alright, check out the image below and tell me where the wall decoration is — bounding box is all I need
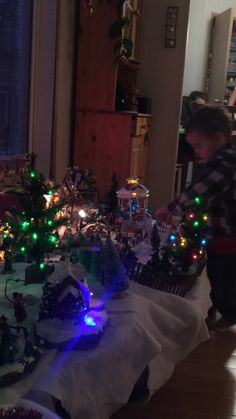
[165,6,178,48]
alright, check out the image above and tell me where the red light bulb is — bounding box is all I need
[187,212,195,220]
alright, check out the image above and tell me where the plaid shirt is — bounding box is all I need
[168,144,236,240]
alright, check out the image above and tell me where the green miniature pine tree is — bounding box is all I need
[2,170,67,272]
[164,195,208,272]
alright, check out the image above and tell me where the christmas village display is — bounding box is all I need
[0,153,36,191]
[0,168,104,387]
[60,166,97,224]
[35,260,108,349]
[0,168,208,389]
[124,195,207,296]
[116,177,152,240]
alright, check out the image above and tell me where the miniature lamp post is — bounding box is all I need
[79,209,87,230]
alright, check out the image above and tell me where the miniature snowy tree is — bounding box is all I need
[102,236,129,296]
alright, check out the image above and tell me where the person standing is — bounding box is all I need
[228,86,236,106]
[157,106,236,332]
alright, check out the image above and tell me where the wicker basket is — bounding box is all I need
[124,251,206,297]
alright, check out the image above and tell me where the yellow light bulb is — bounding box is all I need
[128,178,138,185]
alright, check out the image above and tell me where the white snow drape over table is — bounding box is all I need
[0,265,211,419]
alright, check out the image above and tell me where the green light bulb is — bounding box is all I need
[30,170,36,178]
[193,220,199,227]
[48,189,53,195]
[32,232,38,240]
[22,221,29,230]
[39,262,45,270]
[49,235,57,243]
[47,220,53,226]
[20,246,26,253]
[194,196,201,205]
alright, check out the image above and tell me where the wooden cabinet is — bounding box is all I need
[74,111,151,199]
[206,9,236,102]
[130,114,151,182]
[130,136,142,179]
[76,1,117,112]
[75,110,132,200]
[74,0,151,199]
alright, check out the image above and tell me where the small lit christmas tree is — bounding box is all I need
[2,170,67,283]
[125,196,208,296]
[163,195,208,272]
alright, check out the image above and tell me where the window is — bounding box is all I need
[0,0,33,156]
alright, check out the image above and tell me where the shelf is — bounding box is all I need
[119,56,141,70]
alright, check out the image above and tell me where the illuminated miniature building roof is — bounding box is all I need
[117,178,149,200]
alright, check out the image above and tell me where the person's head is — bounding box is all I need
[185,106,231,161]
[189,91,207,105]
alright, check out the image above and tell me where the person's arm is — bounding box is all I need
[168,157,233,216]
[228,88,236,106]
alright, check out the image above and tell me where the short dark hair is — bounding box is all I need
[189,91,207,102]
[185,106,231,141]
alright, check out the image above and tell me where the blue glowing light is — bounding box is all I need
[201,239,207,246]
[84,314,96,327]
[169,234,176,241]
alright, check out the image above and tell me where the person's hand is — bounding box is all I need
[155,207,172,224]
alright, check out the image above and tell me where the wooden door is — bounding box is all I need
[208,8,233,102]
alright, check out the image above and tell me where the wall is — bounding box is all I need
[51,0,77,183]
[138,0,190,209]
[29,0,77,182]
[182,0,236,95]
[29,0,57,178]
